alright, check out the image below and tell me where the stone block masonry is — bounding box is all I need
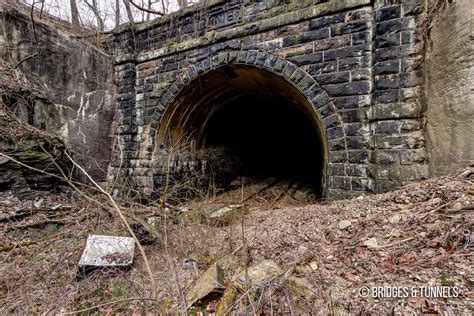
[108,0,465,198]
[0,2,116,183]
[370,0,428,192]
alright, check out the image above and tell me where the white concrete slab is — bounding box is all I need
[79,235,135,267]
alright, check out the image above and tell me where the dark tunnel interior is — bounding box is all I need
[203,93,324,193]
[158,66,327,196]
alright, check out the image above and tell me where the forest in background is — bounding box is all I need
[21,0,194,30]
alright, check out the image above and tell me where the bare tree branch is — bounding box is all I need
[130,0,164,16]
[39,0,44,18]
[177,0,187,9]
[122,0,135,24]
[14,1,40,69]
[115,0,121,28]
[63,151,158,299]
[84,0,105,31]
[70,0,80,26]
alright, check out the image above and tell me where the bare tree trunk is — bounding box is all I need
[85,0,105,31]
[115,0,121,28]
[123,0,135,24]
[146,0,151,20]
[130,0,164,16]
[177,0,187,9]
[70,0,80,26]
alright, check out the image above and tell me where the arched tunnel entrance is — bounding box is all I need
[157,65,328,197]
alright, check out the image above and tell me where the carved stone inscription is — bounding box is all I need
[208,1,242,29]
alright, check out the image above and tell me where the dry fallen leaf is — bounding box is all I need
[399,251,416,265]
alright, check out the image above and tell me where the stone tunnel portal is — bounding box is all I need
[157,65,328,196]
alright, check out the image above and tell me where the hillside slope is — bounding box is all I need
[0,168,472,314]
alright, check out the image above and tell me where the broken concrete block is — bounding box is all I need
[216,254,240,271]
[79,235,135,267]
[186,263,225,309]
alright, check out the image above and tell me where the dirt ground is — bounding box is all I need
[0,168,473,314]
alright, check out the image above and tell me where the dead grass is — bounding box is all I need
[0,168,472,314]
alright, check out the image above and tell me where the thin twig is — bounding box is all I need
[0,152,101,197]
[61,297,159,315]
[14,1,40,69]
[0,231,64,252]
[63,150,158,298]
[130,0,164,15]
[376,237,415,249]
[6,219,69,232]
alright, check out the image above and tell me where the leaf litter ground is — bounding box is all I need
[0,169,472,314]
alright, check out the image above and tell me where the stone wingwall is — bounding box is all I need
[0,3,116,182]
[425,0,474,176]
[110,0,430,198]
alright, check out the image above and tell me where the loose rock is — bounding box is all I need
[338,220,352,230]
[363,237,378,248]
[33,198,44,208]
[186,263,224,309]
[146,216,161,230]
[234,260,282,286]
[309,261,318,271]
[389,214,401,224]
[201,204,247,226]
[183,258,198,270]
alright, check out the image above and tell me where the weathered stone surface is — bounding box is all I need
[0,4,116,183]
[201,204,248,226]
[216,288,236,316]
[234,260,282,286]
[286,276,316,299]
[425,0,474,177]
[186,263,225,309]
[0,101,70,192]
[338,220,352,230]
